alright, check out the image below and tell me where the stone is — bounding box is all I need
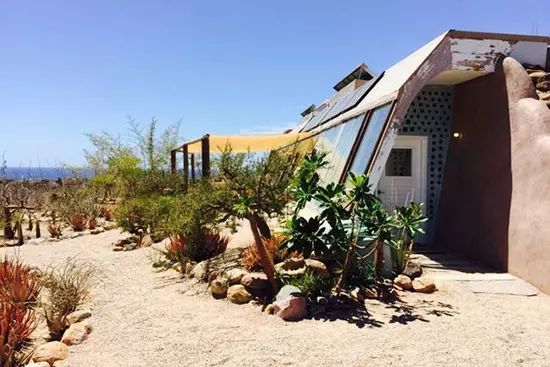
[52,360,70,367]
[225,268,249,285]
[103,221,117,230]
[26,363,50,367]
[402,261,423,280]
[536,80,550,92]
[265,304,275,314]
[190,261,207,281]
[227,284,252,304]
[304,258,331,279]
[394,274,413,290]
[66,309,91,325]
[273,295,308,321]
[33,341,69,364]
[90,228,103,235]
[275,285,303,302]
[185,262,193,277]
[112,246,124,252]
[69,232,82,239]
[61,321,91,345]
[364,287,378,299]
[140,235,153,247]
[241,272,269,290]
[350,287,365,302]
[412,277,437,293]
[27,238,46,245]
[316,296,328,305]
[211,277,229,298]
[275,257,306,277]
[538,91,550,101]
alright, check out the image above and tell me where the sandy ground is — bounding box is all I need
[2,228,550,367]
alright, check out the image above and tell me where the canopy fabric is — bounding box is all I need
[181,133,312,154]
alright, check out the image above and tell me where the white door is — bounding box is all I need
[378,136,427,211]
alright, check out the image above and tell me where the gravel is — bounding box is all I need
[2,229,550,367]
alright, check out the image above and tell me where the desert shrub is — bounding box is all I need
[242,235,292,271]
[47,222,62,238]
[99,206,113,221]
[279,270,331,298]
[0,256,40,367]
[51,187,98,231]
[115,195,177,234]
[165,231,229,265]
[40,257,97,340]
[68,213,87,232]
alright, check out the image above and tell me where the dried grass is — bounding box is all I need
[242,235,292,271]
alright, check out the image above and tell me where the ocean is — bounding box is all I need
[3,167,94,180]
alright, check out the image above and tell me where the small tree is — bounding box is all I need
[216,147,303,293]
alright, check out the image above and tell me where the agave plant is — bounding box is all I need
[391,202,427,273]
[68,213,87,232]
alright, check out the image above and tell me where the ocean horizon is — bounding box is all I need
[3,167,93,180]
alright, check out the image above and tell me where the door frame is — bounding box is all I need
[379,135,428,209]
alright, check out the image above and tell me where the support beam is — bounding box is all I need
[201,134,210,177]
[190,154,196,181]
[183,144,189,185]
[170,150,177,173]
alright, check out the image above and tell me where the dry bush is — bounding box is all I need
[0,256,39,367]
[68,213,87,232]
[47,222,62,238]
[40,257,97,340]
[242,235,293,271]
[87,218,97,230]
[99,206,113,221]
[165,231,229,265]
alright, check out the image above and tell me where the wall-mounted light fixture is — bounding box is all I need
[453,132,463,139]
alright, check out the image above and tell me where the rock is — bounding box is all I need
[211,277,229,298]
[190,261,207,281]
[112,246,124,252]
[26,363,50,367]
[225,268,249,285]
[536,80,550,92]
[52,360,70,367]
[394,274,413,290]
[27,238,46,245]
[241,272,269,290]
[275,257,306,277]
[227,284,252,304]
[364,287,378,299]
[304,259,331,279]
[275,285,303,302]
[402,261,423,280]
[90,228,103,235]
[412,277,437,293]
[350,287,365,302]
[185,262,193,277]
[265,304,275,314]
[316,296,328,305]
[33,341,69,364]
[273,295,308,321]
[66,309,91,325]
[61,321,91,345]
[103,221,117,230]
[69,232,82,239]
[140,235,153,247]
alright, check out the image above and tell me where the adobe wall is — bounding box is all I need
[435,64,512,271]
[504,57,550,294]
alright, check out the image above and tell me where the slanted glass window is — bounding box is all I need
[385,148,412,176]
[316,114,365,184]
[347,103,392,177]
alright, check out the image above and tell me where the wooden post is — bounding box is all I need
[183,144,189,186]
[170,150,177,173]
[201,134,210,177]
[190,154,196,181]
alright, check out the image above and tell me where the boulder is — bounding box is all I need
[394,274,413,290]
[112,246,124,252]
[275,285,302,302]
[265,304,275,314]
[66,309,91,325]
[190,261,207,281]
[140,235,153,247]
[103,221,117,230]
[211,277,229,298]
[52,360,70,367]
[90,228,103,235]
[33,341,69,364]
[25,363,50,367]
[275,257,306,277]
[304,259,331,279]
[241,272,269,290]
[273,295,308,321]
[350,287,365,302]
[402,261,423,280]
[227,285,252,304]
[225,268,249,285]
[61,321,92,346]
[69,232,82,239]
[412,277,437,293]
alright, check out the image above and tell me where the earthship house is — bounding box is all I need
[172,30,550,294]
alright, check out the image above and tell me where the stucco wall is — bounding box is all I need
[435,65,512,271]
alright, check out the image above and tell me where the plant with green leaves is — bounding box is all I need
[390,202,427,273]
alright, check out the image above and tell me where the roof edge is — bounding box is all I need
[449,29,550,43]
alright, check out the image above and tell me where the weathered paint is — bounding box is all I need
[451,38,514,72]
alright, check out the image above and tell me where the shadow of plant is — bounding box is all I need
[308,303,384,329]
[385,299,458,325]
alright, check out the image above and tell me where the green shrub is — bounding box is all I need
[279,270,331,298]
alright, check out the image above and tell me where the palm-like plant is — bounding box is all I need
[391,202,427,273]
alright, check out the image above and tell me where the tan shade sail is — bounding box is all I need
[178,133,312,154]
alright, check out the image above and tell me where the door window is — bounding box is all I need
[385,148,412,177]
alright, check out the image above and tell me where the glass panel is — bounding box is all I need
[315,114,365,184]
[385,148,412,176]
[347,103,392,177]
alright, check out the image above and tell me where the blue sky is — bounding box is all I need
[1,0,549,166]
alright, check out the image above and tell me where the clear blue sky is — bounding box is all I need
[1,0,549,166]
